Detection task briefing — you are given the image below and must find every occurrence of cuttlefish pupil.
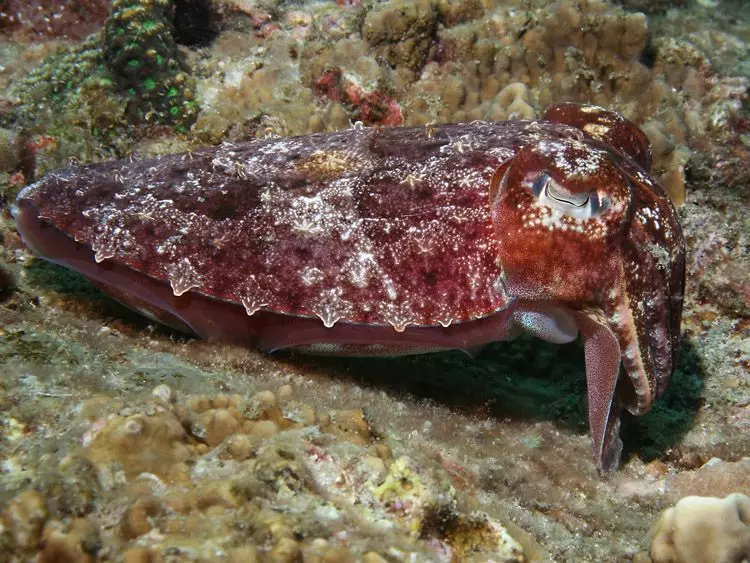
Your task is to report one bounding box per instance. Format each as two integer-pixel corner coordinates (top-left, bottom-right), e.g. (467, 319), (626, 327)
(531, 173), (609, 219)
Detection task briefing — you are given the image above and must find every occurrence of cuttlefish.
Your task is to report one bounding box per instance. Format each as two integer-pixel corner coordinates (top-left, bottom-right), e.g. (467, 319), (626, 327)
(15, 103), (686, 472)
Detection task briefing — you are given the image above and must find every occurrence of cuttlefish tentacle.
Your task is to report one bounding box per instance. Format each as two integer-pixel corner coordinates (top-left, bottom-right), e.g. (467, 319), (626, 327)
(574, 310), (623, 472)
(544, 103), (685, 467)
(617, 175), (686, 407)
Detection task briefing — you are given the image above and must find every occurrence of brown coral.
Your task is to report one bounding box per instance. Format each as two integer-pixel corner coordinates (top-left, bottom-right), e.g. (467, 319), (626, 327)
(362, 0), (437, 75)
(85, 409), (190, 479)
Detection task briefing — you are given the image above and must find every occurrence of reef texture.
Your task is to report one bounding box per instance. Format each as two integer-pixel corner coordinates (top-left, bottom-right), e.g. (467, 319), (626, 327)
(0, 383), (530, 561)
(0, 0), (748, 561)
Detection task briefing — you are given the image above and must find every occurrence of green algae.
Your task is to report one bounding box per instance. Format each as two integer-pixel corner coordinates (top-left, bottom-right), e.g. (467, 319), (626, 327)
(628, 340), (706, 462)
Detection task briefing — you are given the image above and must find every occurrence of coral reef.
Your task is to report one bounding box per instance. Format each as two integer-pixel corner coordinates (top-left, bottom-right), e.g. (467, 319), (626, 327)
(362, 0), (437, 75)
(5, 37), (131, 181)
(0, 384), (531, 561)
(0, 0), (748, 560)
(189, 0), (719, 197)
(3, 0), (201, 181)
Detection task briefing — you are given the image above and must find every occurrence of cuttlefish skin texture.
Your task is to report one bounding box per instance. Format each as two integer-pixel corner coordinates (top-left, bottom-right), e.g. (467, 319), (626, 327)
(15, 103), (686, 472)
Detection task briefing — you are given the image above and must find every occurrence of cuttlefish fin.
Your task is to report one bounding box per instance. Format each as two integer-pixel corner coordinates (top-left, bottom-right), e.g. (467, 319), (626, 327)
(575, 312), (624, 473)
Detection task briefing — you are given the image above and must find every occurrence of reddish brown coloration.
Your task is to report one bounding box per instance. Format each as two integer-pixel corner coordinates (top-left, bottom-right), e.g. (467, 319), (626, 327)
(15, 104), (685, 472)
(491, 106), (684, 469)
(542, 103), (653, 170)
(0, 0), (109, 40)
(314, 68), (403, 126)
(314, 69), (345, 102)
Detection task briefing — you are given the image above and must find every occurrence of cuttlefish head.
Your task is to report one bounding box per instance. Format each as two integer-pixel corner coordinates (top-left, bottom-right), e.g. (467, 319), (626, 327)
(491, 104), (686, 472)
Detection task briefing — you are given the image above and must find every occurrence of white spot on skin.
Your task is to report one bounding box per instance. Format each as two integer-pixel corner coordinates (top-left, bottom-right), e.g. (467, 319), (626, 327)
(301, 266), (325, 286)
(533, 139), (606, 179)
(583, 123), (612, 138)
(93, 246), (115, 263)
(346, 250), (377, 288)
(239, 276), (269, 316)
(578, 104), (608, 114)
(317, 310), (341, 328)
(647, 243), (671, 270)
(241, 296), (266, 316)
(400, 173), (424, 188)
(383, 277), (398, 301)
(312, 288), (352, 328)
(90, 216), (138, 262)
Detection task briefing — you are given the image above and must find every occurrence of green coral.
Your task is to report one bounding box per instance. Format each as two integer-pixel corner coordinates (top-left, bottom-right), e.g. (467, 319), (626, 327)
(103, 0), (197, 129)
(9, 37), (119, 129)
(8, 37), (130, 171)
(9, 0), (197, 148)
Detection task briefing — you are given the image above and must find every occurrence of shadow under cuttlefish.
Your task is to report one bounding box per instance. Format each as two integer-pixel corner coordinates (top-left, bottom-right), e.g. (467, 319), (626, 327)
(24, 259), (705, 467)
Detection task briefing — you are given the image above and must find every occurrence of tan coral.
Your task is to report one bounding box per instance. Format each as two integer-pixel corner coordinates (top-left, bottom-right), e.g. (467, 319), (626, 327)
(648, 493), (750, 563)
(362, 0), (437, 74)
(198, 407), (241, 447)
(401, 0), (666, 127)
(1, 490), (48, 552)
(120, 496), (163, 539)
(85, 409), (191, 479)
(318, 408), (375, 446)
(490, 82), (536, 121)
(38, 518), (100, 563)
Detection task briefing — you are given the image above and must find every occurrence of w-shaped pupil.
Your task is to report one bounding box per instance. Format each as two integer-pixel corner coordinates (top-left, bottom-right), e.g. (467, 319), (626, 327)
(530, 173), (608, 218)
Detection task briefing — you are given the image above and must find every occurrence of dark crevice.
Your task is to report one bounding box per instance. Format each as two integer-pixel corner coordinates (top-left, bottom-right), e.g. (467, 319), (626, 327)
(639, 35), (657, 69)
(173, 0), (219, 47)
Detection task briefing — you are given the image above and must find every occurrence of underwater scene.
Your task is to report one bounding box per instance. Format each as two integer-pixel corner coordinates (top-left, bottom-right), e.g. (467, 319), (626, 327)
(0, 0), (748, 560)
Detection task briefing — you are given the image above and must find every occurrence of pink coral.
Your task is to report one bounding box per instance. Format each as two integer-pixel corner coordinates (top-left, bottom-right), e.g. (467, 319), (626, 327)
(314, 68), (403, 126)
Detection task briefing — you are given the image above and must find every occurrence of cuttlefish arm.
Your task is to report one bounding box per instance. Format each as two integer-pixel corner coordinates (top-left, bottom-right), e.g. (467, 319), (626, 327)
(493, 104), (686, 471)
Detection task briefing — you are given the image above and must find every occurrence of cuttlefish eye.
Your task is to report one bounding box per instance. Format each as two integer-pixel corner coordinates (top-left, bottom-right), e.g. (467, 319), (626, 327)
(529, 173), (610, 220)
